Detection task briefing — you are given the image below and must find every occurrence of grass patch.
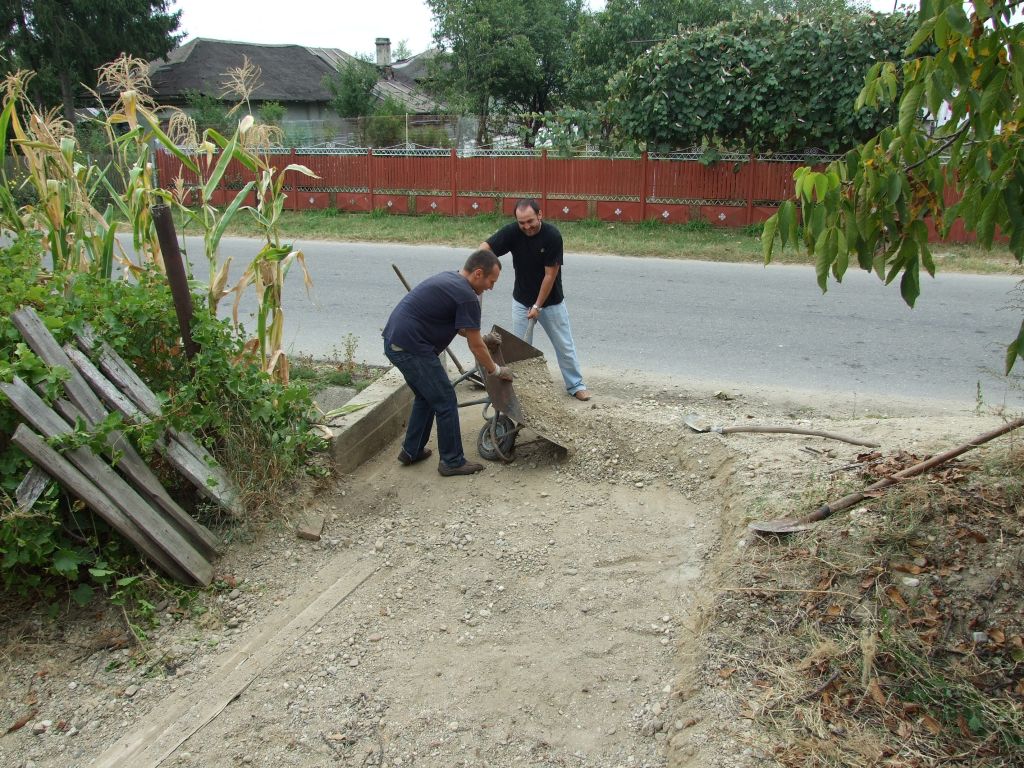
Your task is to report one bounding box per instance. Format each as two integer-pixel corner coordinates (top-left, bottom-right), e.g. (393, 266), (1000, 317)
(218, 211), (1023, 274)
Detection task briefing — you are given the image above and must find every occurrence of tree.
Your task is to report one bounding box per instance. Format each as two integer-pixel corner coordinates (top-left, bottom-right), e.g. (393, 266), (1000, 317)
(426, 0), (584, 144)
(566, 0), (866, 107)
(1, 0), (181, 122)
(323, 57), (379, 118)
(393, 39), (413, 60)
(605, 11), (917, 153)
(567, 0), (740, 106)
(761, 0), (1024, 371)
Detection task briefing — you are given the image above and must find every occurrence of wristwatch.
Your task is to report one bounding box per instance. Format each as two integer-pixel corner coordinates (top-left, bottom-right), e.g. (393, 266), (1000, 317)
(532, 304), (542, 311)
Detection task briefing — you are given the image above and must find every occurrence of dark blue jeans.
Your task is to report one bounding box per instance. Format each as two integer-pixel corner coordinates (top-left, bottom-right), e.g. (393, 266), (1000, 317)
(384, 343), (466, 468)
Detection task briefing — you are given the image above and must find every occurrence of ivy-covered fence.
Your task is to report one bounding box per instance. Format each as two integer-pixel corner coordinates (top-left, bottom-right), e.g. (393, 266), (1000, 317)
(154, 147), (973, 241)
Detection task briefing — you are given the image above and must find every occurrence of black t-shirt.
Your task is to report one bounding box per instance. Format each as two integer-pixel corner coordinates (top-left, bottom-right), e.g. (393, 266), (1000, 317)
(382, 271), (481, 355)
(485, 221), (564, 307)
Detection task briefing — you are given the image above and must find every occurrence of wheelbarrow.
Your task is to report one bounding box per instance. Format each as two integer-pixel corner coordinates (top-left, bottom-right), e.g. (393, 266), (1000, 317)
(455, 323), (569, 462)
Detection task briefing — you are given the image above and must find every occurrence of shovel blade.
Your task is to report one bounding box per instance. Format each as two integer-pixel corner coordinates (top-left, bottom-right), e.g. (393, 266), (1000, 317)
(747, 518), (817, 535)
(683, 413), (711, 433)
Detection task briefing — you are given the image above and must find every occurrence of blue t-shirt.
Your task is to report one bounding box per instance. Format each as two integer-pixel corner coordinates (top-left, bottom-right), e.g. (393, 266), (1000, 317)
(382, 271), (481, 355)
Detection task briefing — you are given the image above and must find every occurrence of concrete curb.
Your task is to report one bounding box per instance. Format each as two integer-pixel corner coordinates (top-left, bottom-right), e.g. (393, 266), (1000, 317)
(325, 368), (411, 473)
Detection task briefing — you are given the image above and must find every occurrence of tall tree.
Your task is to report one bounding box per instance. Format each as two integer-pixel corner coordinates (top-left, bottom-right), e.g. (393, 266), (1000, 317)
(426, 0), (583, 144)
(1, 0), (181, 122)
(762, 0), (1024, 372)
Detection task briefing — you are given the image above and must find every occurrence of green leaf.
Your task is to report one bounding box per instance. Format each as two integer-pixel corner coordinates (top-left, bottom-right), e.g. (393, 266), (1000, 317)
(1006, 318), (1024, 373)
(202, 133), (241, 201)
(53, 549), (82, 577)
(778, 201), (798, 249)
(71, 583), (94, 606)
(899, 83), (924, 141)
(899, 254), (920, 308)
(980, 68), (1006, 118)
(140, 112), (199, 175)
(761, 214), (778, 263)
(209, 181), (256, 254)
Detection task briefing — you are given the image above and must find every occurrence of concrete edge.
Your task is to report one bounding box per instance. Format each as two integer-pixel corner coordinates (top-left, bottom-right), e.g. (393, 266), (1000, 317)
(325, 367), (411, 474)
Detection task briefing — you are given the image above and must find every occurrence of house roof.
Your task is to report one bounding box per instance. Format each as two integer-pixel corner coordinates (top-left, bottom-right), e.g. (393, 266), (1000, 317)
(148, 38), (441, 112)
(150, 38), (340, 102)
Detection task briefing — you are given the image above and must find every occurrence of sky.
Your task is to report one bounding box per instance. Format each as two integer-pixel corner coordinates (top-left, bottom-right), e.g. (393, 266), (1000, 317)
(168, 0), (913, 58)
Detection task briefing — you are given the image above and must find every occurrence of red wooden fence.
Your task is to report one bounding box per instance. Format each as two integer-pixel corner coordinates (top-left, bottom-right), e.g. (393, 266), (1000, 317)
(153, 147), (973, 240)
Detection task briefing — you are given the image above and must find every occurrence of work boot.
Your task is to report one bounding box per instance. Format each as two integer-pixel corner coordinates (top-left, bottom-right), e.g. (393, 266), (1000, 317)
(437, 460), (485, 477)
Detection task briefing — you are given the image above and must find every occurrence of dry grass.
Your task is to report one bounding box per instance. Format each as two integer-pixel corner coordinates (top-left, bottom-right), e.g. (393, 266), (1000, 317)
(706, 446), (1024, 767)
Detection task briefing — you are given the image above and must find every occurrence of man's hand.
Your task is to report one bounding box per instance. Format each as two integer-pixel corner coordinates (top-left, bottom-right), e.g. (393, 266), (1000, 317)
(482, 331), (502, 350)
(489, 365), (514, 381)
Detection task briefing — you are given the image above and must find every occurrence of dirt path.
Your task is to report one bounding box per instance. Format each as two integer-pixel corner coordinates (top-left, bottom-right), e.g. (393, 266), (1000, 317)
(1, 371), (1002, 768)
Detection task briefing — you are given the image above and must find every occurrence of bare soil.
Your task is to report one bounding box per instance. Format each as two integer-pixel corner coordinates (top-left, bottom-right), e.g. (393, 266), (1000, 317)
(0, 365), (1015, 768)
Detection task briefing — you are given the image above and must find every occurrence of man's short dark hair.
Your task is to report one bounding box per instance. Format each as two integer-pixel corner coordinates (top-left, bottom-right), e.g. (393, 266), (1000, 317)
(464, 249), (501, 274)
(515, 198), (541, 215)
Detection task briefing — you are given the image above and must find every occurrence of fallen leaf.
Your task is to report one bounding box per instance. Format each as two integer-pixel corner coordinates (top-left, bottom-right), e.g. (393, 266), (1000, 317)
(893, 562), (923, 575)
(867, 679), (887, 707)
(719, 667), (736, 679)
(921, 714), (943, 735)
(5, 709), (37, 735)
(885, 586), (909, 611)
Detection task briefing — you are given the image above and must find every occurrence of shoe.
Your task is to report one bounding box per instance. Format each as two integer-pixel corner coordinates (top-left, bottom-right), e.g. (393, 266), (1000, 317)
(572, 390), (592, 401)
(437, 460), (485, 477)
(398, 448), (432, 466)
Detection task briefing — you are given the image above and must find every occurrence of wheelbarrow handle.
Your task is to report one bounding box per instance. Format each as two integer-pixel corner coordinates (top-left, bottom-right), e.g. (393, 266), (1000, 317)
(524, 318), (537, 345)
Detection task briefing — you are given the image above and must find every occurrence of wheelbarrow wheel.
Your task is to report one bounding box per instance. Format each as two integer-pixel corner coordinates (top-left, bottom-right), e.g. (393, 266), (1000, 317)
(478, 415), (516, 461)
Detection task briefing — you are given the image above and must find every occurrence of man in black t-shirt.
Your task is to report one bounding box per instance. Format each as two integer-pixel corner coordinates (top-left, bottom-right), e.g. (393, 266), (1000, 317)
(383, 250), (512, 476)
(480, 198), (590, 401)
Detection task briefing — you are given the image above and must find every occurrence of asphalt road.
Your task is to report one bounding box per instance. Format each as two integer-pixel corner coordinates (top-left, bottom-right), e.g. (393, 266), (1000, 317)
(179, 236), (1023, 408)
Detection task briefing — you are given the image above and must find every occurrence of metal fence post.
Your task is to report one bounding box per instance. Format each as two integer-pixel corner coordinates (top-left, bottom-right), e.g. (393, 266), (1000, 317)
(368, 148), (375, 211)
(746, 152), (757, 225)
(451, 147), (458, 214)
(640, 151), (649, 221)
(541, 149), (548, 212)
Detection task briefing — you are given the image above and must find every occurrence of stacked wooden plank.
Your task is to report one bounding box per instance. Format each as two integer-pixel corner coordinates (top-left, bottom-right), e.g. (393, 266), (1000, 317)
(1, 307), (243, 586)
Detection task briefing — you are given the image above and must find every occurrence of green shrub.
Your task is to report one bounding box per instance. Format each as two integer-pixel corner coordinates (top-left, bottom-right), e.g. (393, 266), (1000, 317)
(0, 236), (324, 604)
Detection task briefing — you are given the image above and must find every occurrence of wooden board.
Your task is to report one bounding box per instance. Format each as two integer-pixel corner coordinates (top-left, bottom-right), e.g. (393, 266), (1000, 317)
(75, 326), (242, 515)
(2, 377), (213, 585)
(11, 425), (190, 583)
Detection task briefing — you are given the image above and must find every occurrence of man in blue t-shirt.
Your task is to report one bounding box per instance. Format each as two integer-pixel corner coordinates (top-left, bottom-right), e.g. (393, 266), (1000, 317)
(383, 250), (512, 476)
(479, 198), (590, 401)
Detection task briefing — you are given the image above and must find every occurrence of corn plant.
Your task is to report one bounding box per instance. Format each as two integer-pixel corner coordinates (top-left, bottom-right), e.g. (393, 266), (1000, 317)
(1, 54), (316, 383)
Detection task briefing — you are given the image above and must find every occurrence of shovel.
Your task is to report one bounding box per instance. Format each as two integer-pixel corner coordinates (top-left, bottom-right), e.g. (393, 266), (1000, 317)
(683, 413), (879, 448)
(749, 415), (1024, 534)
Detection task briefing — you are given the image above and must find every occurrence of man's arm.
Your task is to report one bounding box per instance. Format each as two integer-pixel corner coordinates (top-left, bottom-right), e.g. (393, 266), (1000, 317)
(529, 264), (560, 319)
(462, 328), (513, 379)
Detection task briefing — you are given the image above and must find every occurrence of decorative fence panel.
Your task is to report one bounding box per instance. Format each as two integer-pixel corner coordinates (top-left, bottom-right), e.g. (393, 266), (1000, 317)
(151, 147), (974, 241)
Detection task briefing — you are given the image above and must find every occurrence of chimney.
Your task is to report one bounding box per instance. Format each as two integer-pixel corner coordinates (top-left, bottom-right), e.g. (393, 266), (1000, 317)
(375, 38), (392, 67)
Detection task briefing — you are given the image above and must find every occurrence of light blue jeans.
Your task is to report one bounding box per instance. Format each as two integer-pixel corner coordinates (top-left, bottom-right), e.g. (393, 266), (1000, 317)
(511, 300), (586, 395)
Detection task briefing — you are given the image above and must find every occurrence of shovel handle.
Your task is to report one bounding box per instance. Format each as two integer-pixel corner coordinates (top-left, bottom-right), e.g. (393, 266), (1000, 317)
(524, 318), (537, 346)
(719, 425), (879, 447)
(802, 415), (1024, 524)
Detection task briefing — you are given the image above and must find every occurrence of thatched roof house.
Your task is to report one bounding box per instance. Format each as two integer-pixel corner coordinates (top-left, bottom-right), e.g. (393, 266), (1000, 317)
(148, 38), (441, 125)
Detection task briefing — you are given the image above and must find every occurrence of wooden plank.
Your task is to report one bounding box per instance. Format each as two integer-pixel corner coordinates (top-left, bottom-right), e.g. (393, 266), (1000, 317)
(91, 557), (377, 768)
(1, 378), (213, 585)
(63, 347), (228, 544)
(11, 426), (189, 583)
(15, 466), (51, 512)
(75, 328), (242, 515)
(50, 390), (220, 560)
(12, 308), (108, 424)
(10, 310), (217, 552)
